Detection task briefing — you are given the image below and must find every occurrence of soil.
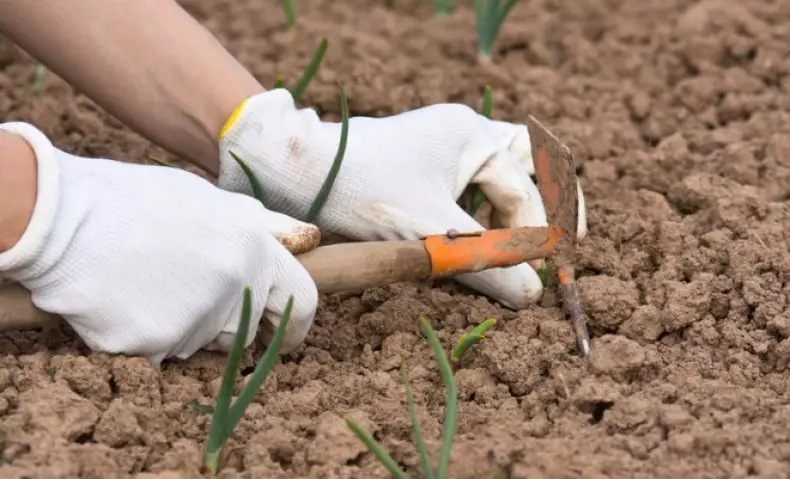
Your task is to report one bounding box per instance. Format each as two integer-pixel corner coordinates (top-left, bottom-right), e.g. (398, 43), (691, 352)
(1, 0), (790, 477)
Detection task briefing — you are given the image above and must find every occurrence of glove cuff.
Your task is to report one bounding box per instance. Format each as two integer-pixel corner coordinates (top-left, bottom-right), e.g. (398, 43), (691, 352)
(0, 122), (60, 278)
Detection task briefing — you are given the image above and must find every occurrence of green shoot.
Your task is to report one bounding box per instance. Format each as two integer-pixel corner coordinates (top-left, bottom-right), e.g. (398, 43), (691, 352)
(345, 419), (408, 479)
(28, 63), (47, 96)
(451, 318), (495, 363)
(403, 358), (432, 479)
(347, 317), (458, 478)
(281, 0), (297, 29)
(273, 38), (328, 101)
(202, 288), (294, 474)
(290, 38), (328, 102)
(474, 0), (519, 62)
(305, 82), (349, 223)
(432, 0), (454, 15)
(229, 150), (267, 206)
(148, 155), (175, 168)
(466, 85), (493, 217)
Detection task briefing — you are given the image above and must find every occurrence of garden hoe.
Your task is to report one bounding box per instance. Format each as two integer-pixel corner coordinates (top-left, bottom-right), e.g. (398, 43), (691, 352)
(0, 115), (590, 357)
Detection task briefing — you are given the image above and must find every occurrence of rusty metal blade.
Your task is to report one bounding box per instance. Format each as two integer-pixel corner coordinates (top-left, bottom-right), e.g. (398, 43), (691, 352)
(526, 115), (590, 358)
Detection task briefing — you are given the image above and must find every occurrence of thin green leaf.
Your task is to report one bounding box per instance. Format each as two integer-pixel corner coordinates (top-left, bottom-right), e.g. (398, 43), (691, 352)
(419, 317), (457, 479)
(229, 150), (266, 206)
(274, 76), (286, 89)
(474, 0), (488, 53)
(290, 38), (328, 102)
(221, 296), (294, 444)
(402, 358), (433, 479)
(451, 318), (496, 363)
(481, 85), (493, 118)
(281, 0), (297, 28)
(493, 0), (519, 34)
(148, 155), (175, 168)
(345, 418), (408, 479)
(305, 82), (349, 223)
(187, 401), (214, 415)
(29, 63), (47, 96)
(203, 287), (253, 473)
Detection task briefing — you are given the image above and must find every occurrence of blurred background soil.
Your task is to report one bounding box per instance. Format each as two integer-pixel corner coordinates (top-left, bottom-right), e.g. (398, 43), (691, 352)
(1, 0), (789, 477)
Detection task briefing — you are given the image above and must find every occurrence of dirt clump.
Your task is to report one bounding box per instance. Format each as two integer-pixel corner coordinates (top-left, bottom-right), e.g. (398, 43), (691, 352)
(1, 0), (790, 477)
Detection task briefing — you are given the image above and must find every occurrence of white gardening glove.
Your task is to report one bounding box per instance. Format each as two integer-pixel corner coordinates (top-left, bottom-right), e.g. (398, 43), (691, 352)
(0, 122), (318, 365)
(218, 90), (587, 309)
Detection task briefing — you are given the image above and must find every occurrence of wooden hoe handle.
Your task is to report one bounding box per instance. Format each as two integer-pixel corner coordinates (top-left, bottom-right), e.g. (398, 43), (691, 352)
(0, 225), (567, 332)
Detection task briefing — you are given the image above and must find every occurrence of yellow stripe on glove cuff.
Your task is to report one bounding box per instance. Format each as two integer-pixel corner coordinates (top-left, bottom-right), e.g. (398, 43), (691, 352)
(217, 97), (250, 141)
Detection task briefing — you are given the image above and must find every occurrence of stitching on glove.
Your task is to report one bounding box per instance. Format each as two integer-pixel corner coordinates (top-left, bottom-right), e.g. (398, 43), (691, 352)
(217, 97), (250, 141)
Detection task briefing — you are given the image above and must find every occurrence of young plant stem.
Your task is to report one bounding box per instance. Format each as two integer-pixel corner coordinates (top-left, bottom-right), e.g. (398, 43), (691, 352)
(474, 0), (519, 62)
(201, 289), (293, 474)
(305, 82), (349, 223)
(148, 155), (175, 168)
(290, 38), (328, 102)
(281, 0), (297, 29)
(28, 63), (46, 96)
(402, 357), (433, 479)
(345, 418), (408, 478)
(419, 316), (457, 479)
(433, 0), (454, 15)
(229, 150), (266, 206)
(202, 287), (254, 474)
(451, 318), (496, 363)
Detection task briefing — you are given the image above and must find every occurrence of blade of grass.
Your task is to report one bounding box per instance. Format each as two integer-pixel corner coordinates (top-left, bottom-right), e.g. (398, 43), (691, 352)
(281, 0), (297, 28)
(148, 154), (175, 168)
(290, 38), (328, 102)
(451, 318), (496, 363)
(402, 357), (433, 479)
(202, 287), (253, 474)
(345, 418), (409, 479)
(305, 82), (349, 223)
(229, 150), (266, 206)
(493, 0), (519, 34)
(419, 317), (457, 479)
(221, 295), (294, 444)
(28, 63), (47, 96)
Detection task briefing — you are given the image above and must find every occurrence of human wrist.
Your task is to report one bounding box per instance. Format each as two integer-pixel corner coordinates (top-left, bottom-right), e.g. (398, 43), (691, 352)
(0, 123), (61, 275)
(0, 130), (38, 252)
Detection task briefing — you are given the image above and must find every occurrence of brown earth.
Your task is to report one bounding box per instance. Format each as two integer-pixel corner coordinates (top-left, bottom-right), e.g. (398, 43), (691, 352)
(1, 0), (790, 477)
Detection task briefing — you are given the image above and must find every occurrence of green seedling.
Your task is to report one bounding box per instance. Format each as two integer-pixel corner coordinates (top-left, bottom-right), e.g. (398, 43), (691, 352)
(148, 154), (175, 168)
(474, 0), (519, 62)
(465, 85), (492, 217)
(346, 317), (458, 478)
(273, 38), (328, 102)
(451, 318), (495, 363)
(305, 82), (349, 223)
(202, 288), (294, 474)
(281, 0), (297, 29)
(432, 0), (454, 15)
(28, 63), (47, 96)
(229, 80), (348, 225)
(290, 38), (328, 102)
(229, 151), (266, 206)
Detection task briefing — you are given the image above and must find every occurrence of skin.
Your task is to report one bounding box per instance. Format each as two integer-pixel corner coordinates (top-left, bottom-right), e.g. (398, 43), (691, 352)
(0, 0), (267, 250)
(0, 131), (37, 252)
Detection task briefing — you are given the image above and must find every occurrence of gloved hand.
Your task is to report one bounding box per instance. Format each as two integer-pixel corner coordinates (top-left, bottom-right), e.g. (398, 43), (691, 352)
(0, 122), (318, 365)
(217, 90), (587, 309)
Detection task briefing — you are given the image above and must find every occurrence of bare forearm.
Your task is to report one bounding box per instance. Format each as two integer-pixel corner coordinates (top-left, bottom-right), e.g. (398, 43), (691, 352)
(0, 131), (37, 252)
(0, 0), (264, 174)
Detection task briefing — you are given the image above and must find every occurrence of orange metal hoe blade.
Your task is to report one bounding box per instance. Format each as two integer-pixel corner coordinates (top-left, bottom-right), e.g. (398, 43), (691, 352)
(526, 115), (591, 358)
